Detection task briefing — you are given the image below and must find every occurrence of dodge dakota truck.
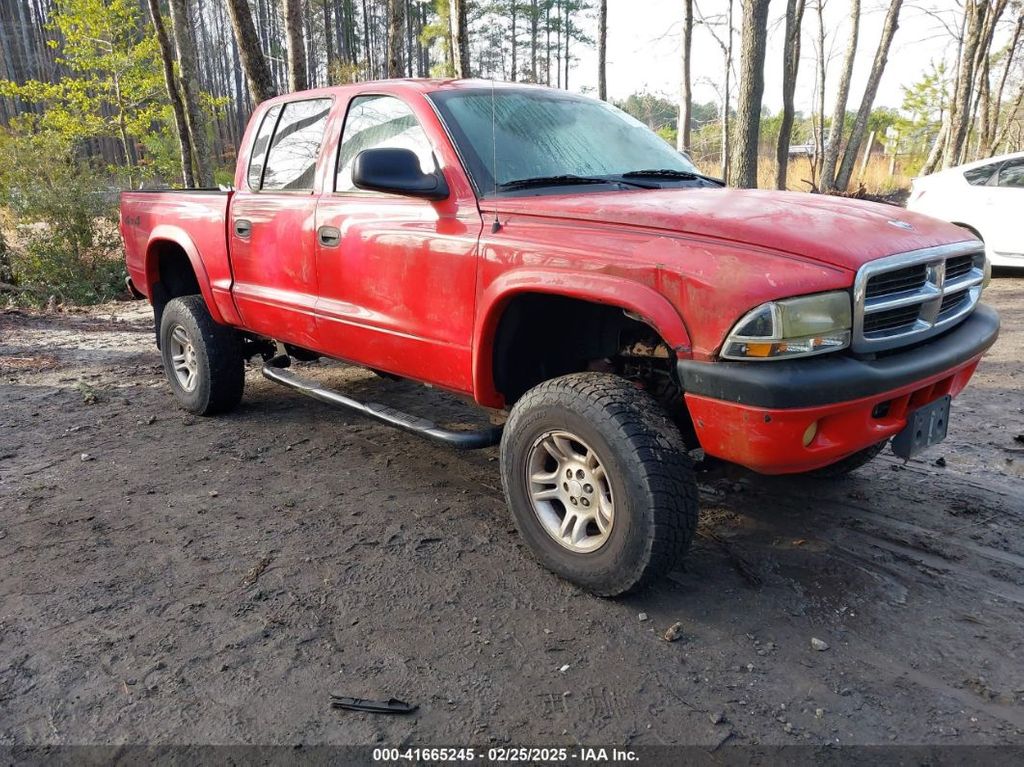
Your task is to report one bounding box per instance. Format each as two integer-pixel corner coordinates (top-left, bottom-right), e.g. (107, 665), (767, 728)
(120, 79), (999, 596)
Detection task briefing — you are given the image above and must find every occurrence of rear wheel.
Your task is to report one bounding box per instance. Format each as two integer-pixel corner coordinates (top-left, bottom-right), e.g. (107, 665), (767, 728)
(500, 373), (699, 596)
(159, 295), (244, 415)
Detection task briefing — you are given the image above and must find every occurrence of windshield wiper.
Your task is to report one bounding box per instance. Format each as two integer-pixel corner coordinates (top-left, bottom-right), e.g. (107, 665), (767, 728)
(621, 169), (724, 185)
(497, 174), (618, 191)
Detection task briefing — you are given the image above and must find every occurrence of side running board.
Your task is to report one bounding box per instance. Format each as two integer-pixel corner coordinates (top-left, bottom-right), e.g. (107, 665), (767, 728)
(262, 365), (502, 450)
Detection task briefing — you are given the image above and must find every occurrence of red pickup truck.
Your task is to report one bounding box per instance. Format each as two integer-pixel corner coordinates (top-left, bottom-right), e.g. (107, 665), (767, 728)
(121, 79), (999, 595)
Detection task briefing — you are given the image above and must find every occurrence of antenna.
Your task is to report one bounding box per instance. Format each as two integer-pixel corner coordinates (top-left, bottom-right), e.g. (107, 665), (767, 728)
(490, 79), (501, 233)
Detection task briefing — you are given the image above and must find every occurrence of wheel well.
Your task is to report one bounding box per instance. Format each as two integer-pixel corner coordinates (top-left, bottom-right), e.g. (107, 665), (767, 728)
(492, 293), (695, 439)
(148, 241), (201, 347)
(952, 222), (984, 242)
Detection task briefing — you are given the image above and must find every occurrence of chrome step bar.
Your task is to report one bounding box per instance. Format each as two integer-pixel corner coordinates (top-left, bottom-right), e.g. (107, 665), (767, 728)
(262, 364), (502, 450)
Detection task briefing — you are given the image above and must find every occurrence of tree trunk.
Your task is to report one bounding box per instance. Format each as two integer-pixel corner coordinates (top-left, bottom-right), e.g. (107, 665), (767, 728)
(146, 0), (194, 187)
(597, 0), (607, 100)
(729, 0), (771, 188)
(677, 0), (693, 152)
(224, 0), (277, 104)
(943, 0), (987, 167)
(812, 0), (826, 187)
(545, 1), (551, 85)
(986, 12), (1023, 156)
(387, 0), (405, 77)
(920, 117), (947, 177)
(282, 0), (308, 91)
(323, 0), (335, 82)
(511, 0), (518, 80)
(530, 0), (539, 82)
(834, 0), (903, 192)
(564, 5), (570, 90)
(821, 0), (859, 192)
(721, 0), (734, 181)
(168, 0), (214, 187)
(774, 0), (805, 189)
(450, 0), (470, 77)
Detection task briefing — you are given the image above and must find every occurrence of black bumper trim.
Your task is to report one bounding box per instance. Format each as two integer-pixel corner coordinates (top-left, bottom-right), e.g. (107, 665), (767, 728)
(677, 304), (999, 409)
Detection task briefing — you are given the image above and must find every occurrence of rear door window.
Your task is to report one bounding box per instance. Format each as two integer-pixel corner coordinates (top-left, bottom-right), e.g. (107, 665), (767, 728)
(247, 105), (281, 190)
(261, 98), (333, 191)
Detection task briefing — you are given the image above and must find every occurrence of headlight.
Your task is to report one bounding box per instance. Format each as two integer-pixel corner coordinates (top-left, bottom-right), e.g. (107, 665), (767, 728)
(721, 291), (852, 361)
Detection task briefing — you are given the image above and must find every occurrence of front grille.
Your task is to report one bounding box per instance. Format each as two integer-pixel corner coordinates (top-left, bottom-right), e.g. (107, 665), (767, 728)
(939, 290), (968, 316)
(853, 244), (985, 353)
(863, 305), (921, 334)
(865, 264), (927, 299)
(945, 254), (974, 281)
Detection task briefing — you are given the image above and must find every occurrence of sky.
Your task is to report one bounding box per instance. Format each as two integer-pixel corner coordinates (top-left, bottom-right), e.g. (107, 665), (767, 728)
(564, 0), (983, 115)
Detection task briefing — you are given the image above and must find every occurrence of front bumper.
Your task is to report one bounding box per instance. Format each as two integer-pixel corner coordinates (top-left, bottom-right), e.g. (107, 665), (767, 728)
(677, 305), (1000, 474)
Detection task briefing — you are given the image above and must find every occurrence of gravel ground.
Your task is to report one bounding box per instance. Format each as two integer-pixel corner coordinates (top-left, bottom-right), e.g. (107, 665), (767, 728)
(0, 276), (1022, 748)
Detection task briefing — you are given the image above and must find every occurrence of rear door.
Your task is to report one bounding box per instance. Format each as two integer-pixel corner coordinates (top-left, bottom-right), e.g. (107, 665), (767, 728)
(229, 97), (333, 348)
(313, 92), (482, 393)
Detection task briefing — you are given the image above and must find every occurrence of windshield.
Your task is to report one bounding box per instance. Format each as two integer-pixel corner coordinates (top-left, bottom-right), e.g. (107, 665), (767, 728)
(427, 88), (701, 196)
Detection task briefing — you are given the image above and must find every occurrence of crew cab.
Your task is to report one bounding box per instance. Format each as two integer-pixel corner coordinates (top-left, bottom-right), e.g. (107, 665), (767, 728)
(120, 79), (999, 596)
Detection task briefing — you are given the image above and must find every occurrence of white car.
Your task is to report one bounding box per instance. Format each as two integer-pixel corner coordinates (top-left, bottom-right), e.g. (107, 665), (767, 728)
(907, 151), (1024, 267)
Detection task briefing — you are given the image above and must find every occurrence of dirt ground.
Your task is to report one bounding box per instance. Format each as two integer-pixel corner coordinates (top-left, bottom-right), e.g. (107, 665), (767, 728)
(1, 277), (1022, 749)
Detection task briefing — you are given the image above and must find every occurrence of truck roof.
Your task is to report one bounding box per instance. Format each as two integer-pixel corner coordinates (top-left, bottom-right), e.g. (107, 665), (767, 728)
(258, 78), (554, 107)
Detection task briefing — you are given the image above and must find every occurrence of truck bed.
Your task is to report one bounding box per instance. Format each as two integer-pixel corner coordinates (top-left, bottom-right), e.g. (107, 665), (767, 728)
(120, 189), (235, 322)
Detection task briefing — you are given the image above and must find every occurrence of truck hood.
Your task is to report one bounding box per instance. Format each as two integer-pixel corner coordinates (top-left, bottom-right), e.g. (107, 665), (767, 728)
(486, 187), (975, 271)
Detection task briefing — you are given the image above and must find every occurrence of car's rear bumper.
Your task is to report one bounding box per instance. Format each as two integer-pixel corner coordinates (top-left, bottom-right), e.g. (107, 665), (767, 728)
(676, 305), (999, 474)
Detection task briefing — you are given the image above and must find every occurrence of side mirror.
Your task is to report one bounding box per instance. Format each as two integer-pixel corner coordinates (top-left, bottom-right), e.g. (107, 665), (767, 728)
(351, 147), (449, 201)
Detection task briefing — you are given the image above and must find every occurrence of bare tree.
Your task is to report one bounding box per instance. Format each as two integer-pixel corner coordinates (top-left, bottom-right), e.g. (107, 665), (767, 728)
(821, 0), (859, 191)
(942, 0), (991, 167)
(168, 0), (213, 187)
(597, 0), (607, 100)
(282, 0), (308, 91)
(966, 0), (1011, 161)
(450, 0), (470, 77)
(146, 0), (194, 186)
(224, 0), (277, 104)
(730, 0), (771, 188)
(774, 0), (805, 189)
(811, 0), (827, 188)
(530, 0), (539, 81)
(986, 12), (1024, 154)
(388, 0), (406, 77)
(834, 0), (903, 192)
(677, 0), (693, 152)
(695, 0), (735, 180)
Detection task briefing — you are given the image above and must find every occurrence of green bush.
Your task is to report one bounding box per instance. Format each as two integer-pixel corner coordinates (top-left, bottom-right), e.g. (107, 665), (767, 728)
(0, 128), (126, 306)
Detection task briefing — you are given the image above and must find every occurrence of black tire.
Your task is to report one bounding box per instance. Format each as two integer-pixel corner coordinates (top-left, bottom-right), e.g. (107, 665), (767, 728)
(805, 440), (888, 478)
(500, 373), (699, 596)
(159, 295), (244, 415)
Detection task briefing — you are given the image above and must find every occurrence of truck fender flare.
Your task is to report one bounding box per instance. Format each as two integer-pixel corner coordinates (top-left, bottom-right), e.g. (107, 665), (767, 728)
(472, 269), (692, 407)
(145, 225), (225, 325)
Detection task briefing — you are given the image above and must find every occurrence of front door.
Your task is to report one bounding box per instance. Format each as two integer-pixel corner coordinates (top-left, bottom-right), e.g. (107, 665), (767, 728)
(314, 93), (482, 393)
(229, 97), (333, 349)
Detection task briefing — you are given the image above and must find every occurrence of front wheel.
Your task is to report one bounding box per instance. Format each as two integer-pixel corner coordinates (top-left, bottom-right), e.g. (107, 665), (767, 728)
(159, 295), (244, 415)
(500, 373), (699, 596)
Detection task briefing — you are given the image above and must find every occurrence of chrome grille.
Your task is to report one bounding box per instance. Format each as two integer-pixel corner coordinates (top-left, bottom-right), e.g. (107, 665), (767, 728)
(853, 242), (986, 353)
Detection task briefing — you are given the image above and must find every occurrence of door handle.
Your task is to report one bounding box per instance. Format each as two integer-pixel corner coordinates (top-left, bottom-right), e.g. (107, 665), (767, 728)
(234, 218), (252, 238)
(318, 225), (341, 247)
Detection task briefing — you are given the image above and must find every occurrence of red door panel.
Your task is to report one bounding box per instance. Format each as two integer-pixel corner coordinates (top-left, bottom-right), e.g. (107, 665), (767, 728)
(314, 196), (481, 392)
(230, 193), (319, 347)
